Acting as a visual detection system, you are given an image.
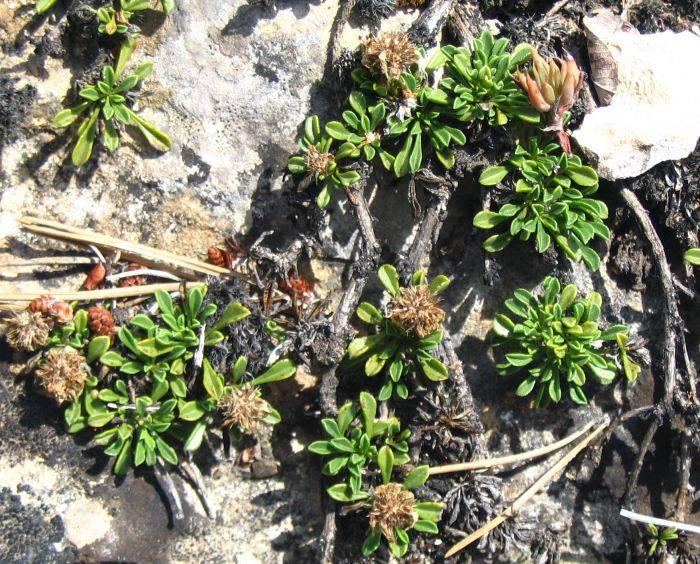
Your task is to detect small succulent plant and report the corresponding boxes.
[53,40,171,166]
[346,265,451,400]
[514,48,583,153]
[178,356,296,452]
[287,115,362,208]
[475,139,609,270]
[308,392,411,501]
[492,277,637,407]
[646,524,679,556]
[437,30,540,126]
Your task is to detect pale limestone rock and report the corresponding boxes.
[573,12,700,179]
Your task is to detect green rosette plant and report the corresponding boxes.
[308,392,411,501]
[437,30,540,126]
[475,139,610,270]
[347,265,451,401]
[97,0,176,35]
[492,276,639,407]
[53,39,172,166]
[37,0,175,15]
[65,379,179,475]
[646,524,679,556]
[177,356,296,452]
[99,288,250,401]
[287,115,362,209]
[352,54,467,175]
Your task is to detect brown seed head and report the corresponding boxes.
[369,483,417,542]
[88,306,116,337]
[82,263,106,291]
[29,296,73,325]
[362,32,418,80]
[219,385,271,432]
[305,145,334,178]
[397,0,426,6]
[389,285,445,338]
[279,275,313,301]
[3,310,54,352]
[118,263,144,288]
[35,347,89,404]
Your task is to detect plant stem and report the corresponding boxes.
[429,419,596,475]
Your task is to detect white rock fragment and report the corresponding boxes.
[573,11,700,180]
[62,499,112,549]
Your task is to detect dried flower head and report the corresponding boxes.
[362,32,418,80]
[279,275,313,301]
[305,144,334,178]
[35,347,89,404]
[389,285,445,338]
[219,385,270,432]
[514,49,583,153]
[369,483,417,542]
[82,262,106,290]
[117,263,144,288]
[28,295,73,325]
[3,310,53,351]
[88,306,116,337]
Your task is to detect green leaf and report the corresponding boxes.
[327,483,367,502]
[506,352,533,367]
[36,0,59,14]
[408,133,423,173]
[87,412,116,428]
[515,376,536,397]
[329,437,355,453]
[421,358,449,381]
[213,302,250,330]
[377,445,394,484]
[53,102,91,128]
[566,164,598,187]
[483,233,512,252]
[569,386,588,405]
[183,420,207,452]
[85,336,110,363]
[359,391,376,438]
[427,275,450,295]
[71,107,99,166]
[414,501,444,522]
[479,165,509,186]
[413,519,439,534]
[316,185,332,209]
[362,529,381,556]
[323,456,349,475]
[356,302,383,324]
[403,465,429,489]
[473,210,507,229]
[378,264,400,296]
[202,359,224,400]
[251,359,296,386]
[321,418,341,438]
[114,38,137,80]
[684,248,700,266]
[325,121,351,140]
[348,91,367,115]
[100,350,126,366]
[130,111,172,152]
[109,439,133,476]
[155,437,178,465]
[308,440,333,455]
